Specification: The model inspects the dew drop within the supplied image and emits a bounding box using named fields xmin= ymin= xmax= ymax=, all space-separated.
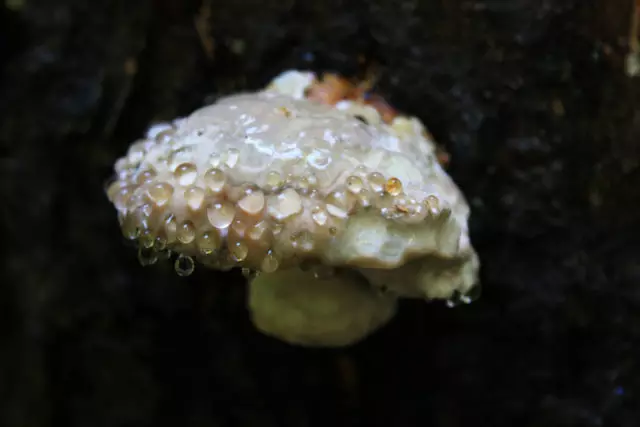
xmin=261 ymin=250 xmax=279 ymax=273
xmin=402 ymin=200 xmax=428 ymax=223
xmin=147 ymin=183 xmax=174 ymax=206
xmin=196 ymin=230 xmax=221 ymax=254
xmin=106 ymin=179 xmax=125 ymax=202
xmin=204 ymin=168 xmax=226 ymax=193
xmin=445 ymin=285 xmax=480 ymax=307
xmin=267 ymin=188 xmax=303 ymax=221
xmin=385 ymin=177 xmax=403 ymax=196
xmin=247 ymin=220 xmax=270 ymax=241
xmin=128 ymin=188 xmax=147 ymax=207
xmin=209 ymin=152 xmax=222 ymax=168
xmin=138 ymin=246 xmax=158 ymax=266
xmin=154 ymin=128 xmax=175 ymax=144
xmin=174 ymin=163 xmax=198 ymax=186
xmin=136 ymin=169 xmax=156 ymax=186
xmin=184 ymin=186 xmax=205 ymax=210
xmin=155 ymin=236 xmax=168 ymax=251
xmin=463 ymin=283 xmax=482 ymax=303
xmin=367 ymin=172 xmax=385 ymax=193
xmin=265 ymin=171 xmax=283 ymax=190
xmin=346 ymin=175 xmax=364 ymax=194
xmin=325 ymin=191 xmax=351 ymax=218
xmin=139 ymin=230 xmax=155 ymax=249
xmin=177 ymin=221 xmax=196 ymax=244
xmin=207 ymin=201 xmax=236 ymax=229
xmin=127 ymin=147 xmax=145 ymax=165
xmin=231 ymin=218 xmax=249 ymax=237
xmin=311 ymin=206 xmax=329 ymax=226
xmin=425 ymin=195 xmax=441 ymax=214
xmin=113 ymin=186 xmax=134 ymax=211
xmin=231 ymin=241 xmax=249 ymax=262
xmin=165 ymin=214 xmax=178 ymax=243
xmin=238 ymin=191 xmax=265 ymax=215
xmin=225 ymin=148 xmax=240 ymax=168
xmin=121 ymin=214 xmax=140 ymax=240
xmin=175 ymin=254 xmax=195 ymax=276
xmin=168 ymin=147 xmax=192 ymax=170
xmin=446 ymin=291 xmax=464 ymax=308
xmin=306 ymin=149 xmax=331 ymax=169
xmin=115 ymin=157 xmax=130 ymax=173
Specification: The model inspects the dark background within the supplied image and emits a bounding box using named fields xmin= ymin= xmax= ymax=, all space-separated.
xmin=1 ymin=0 xmax=639 ymax=426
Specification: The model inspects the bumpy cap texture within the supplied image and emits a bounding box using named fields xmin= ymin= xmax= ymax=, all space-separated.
xmin=107 ymin=70 xmax=479 ymax=346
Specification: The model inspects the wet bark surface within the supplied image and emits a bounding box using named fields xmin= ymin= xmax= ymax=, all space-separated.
xmin=1 ymin=0 xmax=639 ymax=426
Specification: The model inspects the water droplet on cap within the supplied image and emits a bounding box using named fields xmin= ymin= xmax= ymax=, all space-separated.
xmin=174 ymin=163 xmax=198 ymax=186
xmin=207 ymin=201 xmax=235 ymax=229
xmin=138 ymin=247 xmax=158 ymax=266
xmin=385 ymin=177 xmax=403 ymax=196
xmin=147 ymin=183 xmax=174 ymax=206
xmin=346 ymin=175 xmax=364 ymax=194
xmin=231 ymin=241 xmax=249 ymax=262
xmin=204 ymin=168 xmax=226 ymax=193
xmin=261 ymin=250 xmax=279 ymax=273
xmin=175 ymin=254 xmax=195 ymax=276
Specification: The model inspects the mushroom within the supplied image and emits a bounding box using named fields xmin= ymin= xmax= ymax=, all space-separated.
xmin=106 ymin=70 xmax=479 ymax=347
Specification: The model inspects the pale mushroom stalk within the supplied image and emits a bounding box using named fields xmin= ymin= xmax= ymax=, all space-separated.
xmin=249 ymin=268 xmax=397 ymax=347
xmin=106 ymin=70 xmax=480 ymax=347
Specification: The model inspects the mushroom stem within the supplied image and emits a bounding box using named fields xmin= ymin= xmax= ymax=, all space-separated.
xmin=248 ymin=268 xmax=397 ymax=347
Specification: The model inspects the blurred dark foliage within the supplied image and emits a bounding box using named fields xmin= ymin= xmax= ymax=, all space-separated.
xmin=1 ymin=0 xmax=639 ymax=426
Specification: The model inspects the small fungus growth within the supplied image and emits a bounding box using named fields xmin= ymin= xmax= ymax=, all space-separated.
xmin=106 ymin=70 xmax=479 ymax=347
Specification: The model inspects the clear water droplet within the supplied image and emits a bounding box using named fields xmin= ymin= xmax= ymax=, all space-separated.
xmin=204 ymin=168 xmax=226 ymax=193
xmin=346 ymin=175 xmax=364 ymax=194
xmin=184 ymin=186 xmax=205 ymax=210
xmin=261 ymin=250 xmax=279 ymax=273
xmin=138 ymin=247 xmax=158 ymax=266
xmin=231 ymin=241 xmax=248 ymax=262
xmin=174 ymin=163 xmax=198 ymax=186
xmin=445 ymin=286 xmax=480 ymax=308
xmin=196 ymin=230 xmax=221 ymax=254
xmin=311 ymin=206 xmax=328 ymax=226
xmin=147 ymin=183 xmax=174 ymax=206
xmin=174 ymin=254 xmax=195 ymax=276
xmin=367 ymin=172 xmax=385 ymax=193
xmin=177 ymin=221 xmax=196 ymax=244
xmin=207 ymin=201 xmax=236 ymax=229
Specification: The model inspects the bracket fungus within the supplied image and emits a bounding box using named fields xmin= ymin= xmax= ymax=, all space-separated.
xmin=106 ymin=70 xmax=480 ymax=347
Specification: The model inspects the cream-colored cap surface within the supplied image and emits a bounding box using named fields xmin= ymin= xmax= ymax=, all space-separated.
xmin=107 ymin=70 xmax=479 ymax=346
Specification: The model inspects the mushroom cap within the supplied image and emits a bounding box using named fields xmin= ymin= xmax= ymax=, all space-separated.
xmin=107 ymin=70 xmax=478 ymax=303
